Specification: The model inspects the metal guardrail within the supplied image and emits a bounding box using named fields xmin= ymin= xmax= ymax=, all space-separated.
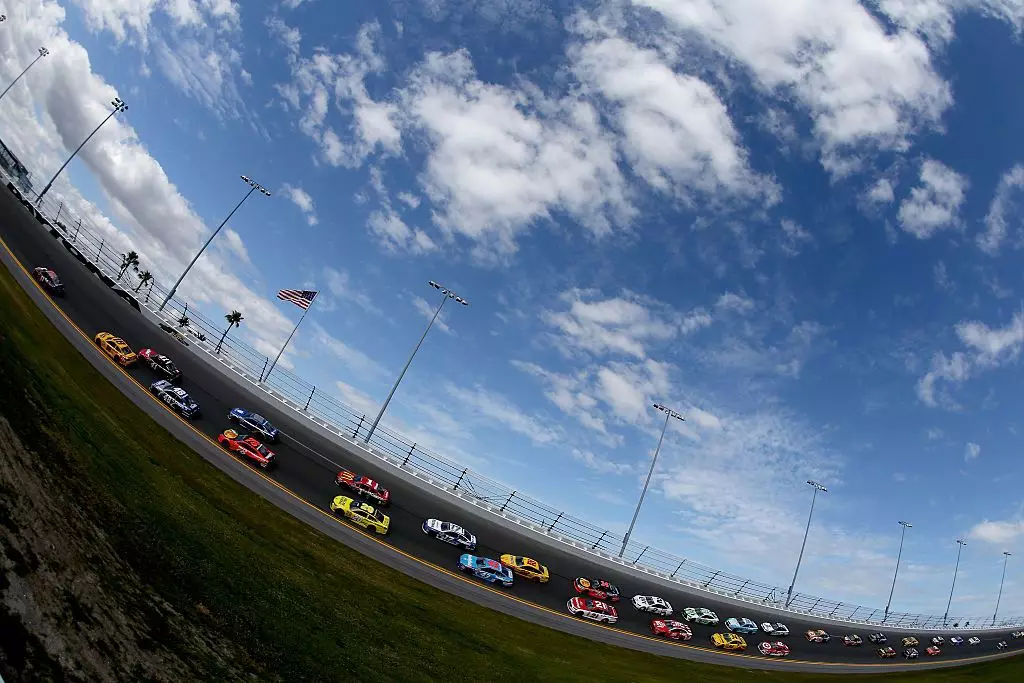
xmin=9 ymin=177 xmax=1023 ymax=633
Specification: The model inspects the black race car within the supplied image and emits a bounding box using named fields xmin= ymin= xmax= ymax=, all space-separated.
xmin=869 ymin=632 xmax=887 ymax=644
xmin=150 ymin=380 xmax=200 ymax=418
xmin=158 ymin=323 xmax=189 ymax=346
xmin=33 ymin=267 xmax=64 ymax=296
xmin=139 ymin=348 xmax=182 ymax=382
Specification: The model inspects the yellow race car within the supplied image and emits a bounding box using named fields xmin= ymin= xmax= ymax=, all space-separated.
xmin=94 ymin=331 xmax=138 ymax=366
xmin=711 ymin=632 xmax=747 ymax=651
xmin=329 ymin=496 xmax=390 ymax=535
xmin=499 ymin=554 xmax=550 ymax=583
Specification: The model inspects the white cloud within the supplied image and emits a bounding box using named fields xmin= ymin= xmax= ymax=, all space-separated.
xmin=635 ymin=0 xmax=952 ymax=174
xmin=897 ymin=159 xmax=968 ymax=238
xmin=217 ymin=227 xmax=251 ymax=266
xmin=964 ymin=442 xmax=981 ymax=462
xmin=266 ymin=15 xmax=301 ymax=59
xmin=917 ymin=311 xmax=1024 ymax=408
xmin=933 ymin=260 xmax=952 ymax=291
xmin=978 ymin=164 xmax=1024 ymax=255
xmin=571 ymin=448 xmax=633 ymax=475
xmin=281 ymin=183 xmax=318 ymax=226
xmin=310 ymin=321 xmax=385 ymax=377
xmin=321 ymin=267 xmax=379 ymax=315
xmin=715 ymin=292 xmax=754 ymax=314
xmin=569 ymin=21 xmax=779 ymax=206
xmin=866 ymin=177 xmax=896 ymax=204
xmin=335 ymin=380 xmax=379 ymax=418
xmin=780 ymin=219 xmax=813 ymax=255
xmin=411 ymin=295 xmax=452 ymax=335
xmin=926 ymin=427 xmax=944 ymax=440
xmin=970 ymin=519 xmax=1024 ymax=545
xmin=511 ymin=360 xmax=614 ymax=438
xmin=445 ymin=383 xmax=561 ymax=446
xmin=368 ymin=207 xmax=436 ymax=254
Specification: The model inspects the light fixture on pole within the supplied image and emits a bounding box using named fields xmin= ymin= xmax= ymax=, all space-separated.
xmin=884 ymin=520 xmax=913 ymax=621
xmin=785 ymin=480 xmax=827 ymax=607
xmin=363 ymin=280 xmax=468 ymax=444
xmin=35 ymin=95 xmax=125 ymax=205
xmin=0 ymin=47 xmax=49 ymax=104
xmin=158 ymin=175 xmax=270 ymax=311
xmin=943 ymin=539 xmax=967 ymax=626
xmin=0 ymin=15 xmax=7 ymax=23
xmin=993 ymin=551 xmax=1013 ymax=626
xmin=618 ymin=403 xmax=685 ymax=558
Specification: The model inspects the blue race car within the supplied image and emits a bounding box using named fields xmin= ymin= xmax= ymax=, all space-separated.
xmin=458 ymin=554 xmax=514 ymax=586
xmin=725 ymin=617 xmax=760 ymax=634
xmin=228 ymin=408 xmax=279 ymax=442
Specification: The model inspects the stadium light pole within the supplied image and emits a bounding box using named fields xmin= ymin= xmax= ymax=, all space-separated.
xmin=36 ymin=96 xmax=125 ymax=205
xmin=363 ymin=280 xmax=468 ymax=445
xmin=0 ymin=47 xmax=48 ymax=105
xmin=993 ymin=551 xmax=1013 ymax=626
xmin=785 ymin=480 xmax=827 ymax=608
xmin=943 ymin=539 xmax=967 ymax=626
xmin=618 ymin=403 xmax=685 ymax=558
xmin=884 ymin=520 xmax=913 ymax=621
xmin=158 ymin=175 xmax=270 ymax=311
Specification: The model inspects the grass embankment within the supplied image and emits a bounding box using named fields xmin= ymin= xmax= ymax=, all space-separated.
xmin=0 ymin=262 xmax=1021 ymax=682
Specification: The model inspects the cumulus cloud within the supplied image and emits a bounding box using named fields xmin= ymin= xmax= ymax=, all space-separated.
xmin=964 ymin=441 xmax=981 ymax=462
xmin=897 ymin=159 xmax=968 ymax=238
xmin=281 ymin=183 xmax=318 ymax=225
xmin=977 ymin=164 xmax=1024 ymax=255
xmin=970 ymin=519 xmax=1024 ymax=545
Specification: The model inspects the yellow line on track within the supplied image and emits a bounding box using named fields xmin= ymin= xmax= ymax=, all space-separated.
xmin=1 ymin=230 xmax=1015 ymax=670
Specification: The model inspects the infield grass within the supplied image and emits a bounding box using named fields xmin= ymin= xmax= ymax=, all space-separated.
xmin=0 ymin=252 xmax=1021 ymax=682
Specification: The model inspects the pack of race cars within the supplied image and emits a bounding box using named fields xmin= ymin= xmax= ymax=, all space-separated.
xmin=86 ymin=326 xmax=1022 ymax=663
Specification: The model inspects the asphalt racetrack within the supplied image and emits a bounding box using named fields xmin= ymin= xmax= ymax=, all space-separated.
xmin=1 ymin=186 xmax=1021 ymax=674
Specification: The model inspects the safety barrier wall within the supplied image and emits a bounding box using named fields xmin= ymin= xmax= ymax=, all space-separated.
xmin=8 ymin=177 xmax=1023 ymax=633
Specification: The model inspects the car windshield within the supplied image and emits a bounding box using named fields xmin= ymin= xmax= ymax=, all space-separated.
xmin=256 ymin=445 xmax=272 ymax=457
xmin=250 ymin=414 xmax=267 ymax=424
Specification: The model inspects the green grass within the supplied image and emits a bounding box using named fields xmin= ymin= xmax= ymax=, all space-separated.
xmin=0 ymin=260 xmax=1021 ymax=682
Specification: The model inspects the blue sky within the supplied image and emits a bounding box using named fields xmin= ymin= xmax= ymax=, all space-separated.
xmin=3 ymin=0 xmax=1024 ymax=619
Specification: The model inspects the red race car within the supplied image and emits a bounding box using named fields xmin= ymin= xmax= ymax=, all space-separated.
xmin=33 ymin=267 xmax=64 ymax=295
xmin=573 ymin=577 xmax=621 ymax=602
xmin=925 ymin=646 xmax=942 ymax=656
xmin=758 ymin=641 xmax=790 ymax=657
xmin=217 ymin=429 xmax=276 ymax=469
xmin=650 ymin=619 xmax=692 ymax=641
xmin=335 ymin=469 xmax=390 ymax=506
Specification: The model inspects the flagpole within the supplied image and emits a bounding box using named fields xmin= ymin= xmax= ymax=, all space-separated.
xmin=262 ymin=299 xmax=314 ymax=384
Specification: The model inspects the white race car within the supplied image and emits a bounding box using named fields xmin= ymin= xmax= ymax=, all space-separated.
xmin=682 ymin=607 xmax=719 ymax=625
xmin=968 ymin=637 xmax=981 ymax=646
xmin=949 ymin=636 xmax=964 ymax=646
xmin=631 ymin=595 xmax=673 ymax=616
xmin=761 ymin=622 xmax=789 ymax=636
xmin=421 ymin=518 xmax=477 ymax=550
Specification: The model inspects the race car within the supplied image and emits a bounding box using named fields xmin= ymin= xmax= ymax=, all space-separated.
xmin=1013 ymin=631 xmax=1024 ymax=638
xmin=567 ymin=597 xmax=618 ymax=624
xmin=925 ymin=645 xmax=941 ymax=656
xmin=94 ymin=332 xmax=138 ymax=366
xmin=805 ymin=629 xmax=831 ymax=643
xmin=335 ymin=469 xmax=390 ymax=506
xmin=500 ymin=554 xmax=549 ymax=583
xmin=138 ymin=348 xmax=182 ymax=382
xmin=949 ymin=636 xmax=964 ymax=646
xmin=869 ymin=632 xmax=887 ymax=644
xmin=631 ymin=595 xmax=672 ymax=616
xmin=458 ymin=555 xmax=513 ymax=586
xmin=150 ymin=380 xmax=200 ymax=417
xmin=158 ymin=322 xmax=189 ymax=346
xmin=573 ymin=577 xmax=620 ymax=602
xmin=650 ymin=619 xmax=691 ymax=641
xmin=901 ymin=636 xmax=919 ymax=647
xmin=726 ymin=617 xmax=759 ymax=635
xmin=421 ymin=518 xmax=477 ymax=550
xmin=903 ymin=648 xmax=919 ymax=659
xmin=758 ymin=641 xmax=790 ymax=657
xmin=996 ymin=640 xmax=1009 ymax=650
xmin=329 ymin=496 xmax=390 ymax=535
xmin=877 ymin=646 xmax=897 ymax=658
xmin=682 ymin=607 xmax=719 ymax=625
xmin=711 ymin=633 xmax=747 ymax=651
xmin=761 ymin=622 xmax=789 ymax=636
xmin=33 ymin=267 xmax=64 ymax=295
xmin=968 ymin=637 xmax=981 ymax=646
xmin=228 ymin=408 xmax=279 ymax=442
xmin=844 ymin=634 xmax=863 ymax=647
xmin=931 ymin=636 xmax=945 ymax=646
xmin=217 ymin=429 xmax=275 ymax=469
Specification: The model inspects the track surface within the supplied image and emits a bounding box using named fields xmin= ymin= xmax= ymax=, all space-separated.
xmin=1 ymin=187 xmax=1021 ymax=674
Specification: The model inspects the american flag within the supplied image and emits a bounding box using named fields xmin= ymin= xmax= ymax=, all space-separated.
xmin=277 ymin=289 xmax=318 ymax=310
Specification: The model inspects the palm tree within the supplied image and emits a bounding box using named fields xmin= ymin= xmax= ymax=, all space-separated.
xmin=117 ymin=251 xmax=139 ymax=281
xmin=133 ymin=270 xmax=153 ymax=293
xmin=215 ymin=310 xmax=243 ymax=354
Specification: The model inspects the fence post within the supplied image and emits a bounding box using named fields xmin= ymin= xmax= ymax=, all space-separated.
xmin=303 ymin=386 xmax=315 ymax=411
xmin=546 ymin=512 xmax=564 ymax=532
xmin=830 ymin=603 xmax=843 ymax=617
xmin=452 ymin=468 xmax=467 ymax=491
xmin=632 ymin=546 xmax=649 ymax=565
xmin=145 ymin=282 xmax=153 ymax=304
xmin=352 ymin=415 xmax=365 ymax=439
xmin=401 ymin=443 xmax=416 ymax=467
xmin=97 ymin=238 xmax=105 ymax=261
xmin=849 ymin=607 xmax=860 ymax=621
xmin=590 ymin=530 xmax=609 ymax=550
xmin=55 ymin=201 xmax=62 ymax=224
xmin=500 ymin=491 xmax=516 ymax=512
xmin=731 ymin=579 xmax=749 ymax=597
xmin=866 ymin=609 xmax=879 ymax=622
xmin=73 ymin=218 xmax=81 ymax=242
xmin=258 ymin=357 xmax=269 ymax=382
xmin=701 ymin=571 xmax=721 ymax=589
xmin=670 ymin=559 xmax=686 ymax=578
